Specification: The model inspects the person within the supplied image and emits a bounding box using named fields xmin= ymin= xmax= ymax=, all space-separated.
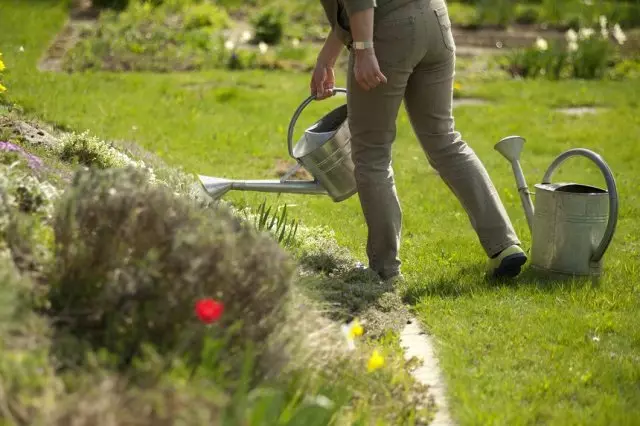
xmin=311 ymin=0 xmax=527 ymax=281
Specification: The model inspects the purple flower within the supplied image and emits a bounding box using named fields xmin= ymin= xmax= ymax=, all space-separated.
xmin=0 ymin=141 xmax=43 ymax=170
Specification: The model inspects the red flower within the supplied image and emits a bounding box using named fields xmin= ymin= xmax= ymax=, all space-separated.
xmin=195 ymin=298 xmax=224 ymax=324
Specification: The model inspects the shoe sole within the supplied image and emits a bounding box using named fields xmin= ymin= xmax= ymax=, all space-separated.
xmin=492 ymin=253 xmax=527 ymax=278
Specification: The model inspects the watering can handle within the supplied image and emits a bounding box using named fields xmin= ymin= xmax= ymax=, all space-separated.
xmin=286 ymin=88 xmax=348 ymax=159
xmin=541 ymin=148 xmax=619 ymax=264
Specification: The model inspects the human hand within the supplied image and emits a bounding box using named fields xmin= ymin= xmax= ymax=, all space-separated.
xmin=310 ymin=61 xmax=336 ymax=101
xmin=353 ymin=48 xmax=387 ymax=91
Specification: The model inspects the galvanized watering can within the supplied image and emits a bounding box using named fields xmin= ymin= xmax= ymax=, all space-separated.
xmin=495 ymin=136 xmax=619 ymax=277
xmin=199 ymin=88 xmax=357 ymax=203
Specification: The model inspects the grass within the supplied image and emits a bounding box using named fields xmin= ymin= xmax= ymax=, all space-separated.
xmin=1 ymin=0 xmax=640 ymax=425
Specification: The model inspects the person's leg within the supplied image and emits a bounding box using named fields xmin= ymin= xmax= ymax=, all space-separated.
xmin=346 ymin=8 xmax=419 ymax=280
xmin=403 ymin=0 xmax=525 ymax=275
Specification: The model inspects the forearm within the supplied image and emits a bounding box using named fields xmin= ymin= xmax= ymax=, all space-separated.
xmin=347 ymin=8 xmax=374 ymax=44
xmin=317 ymin=29 xmax=344 ymax=67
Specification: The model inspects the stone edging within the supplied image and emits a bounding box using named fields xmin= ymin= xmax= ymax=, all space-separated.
xmin=400 ymin=316 xmax=455 ymax=426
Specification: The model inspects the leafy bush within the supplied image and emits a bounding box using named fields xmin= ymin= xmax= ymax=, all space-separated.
xmin=46 ymin=166 xmax=295 ymax=378
xmin=183 ymin=2 xmax=231 ymax=30
xmin=502 ymin=16 xmax=629 ymax=80
xmin=92 ymin=0 xmax=130 ymax=10
xmin=514 ymin=4 xmax=540 ymax=25
xmin=0 ymin=253 xmax=62 ymax=426
xmin=474 ymin=0 xmax=515 ymax=28
xmin=250 ymin=5 xmax=286 ymax=45
xmin=63 ymin=2 xmax=230 ymax=72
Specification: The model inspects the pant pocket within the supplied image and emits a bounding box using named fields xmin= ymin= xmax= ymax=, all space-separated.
xmin=433 ymin=4 xmax=456 ymax=52
xmin=373 ymin=16 xmax=416 ymax=67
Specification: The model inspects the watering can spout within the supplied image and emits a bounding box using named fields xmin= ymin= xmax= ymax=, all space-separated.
xmin=198 ymin=174 xmax=328 ymax=200
xmin=494 ymin=136 xmax=535 ymax=232
xmin=199 ymin=175 xmax=233 ymax=200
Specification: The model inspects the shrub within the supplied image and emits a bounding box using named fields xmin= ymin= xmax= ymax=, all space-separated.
xmin=502 ymin=16 xmax=628 ymax=81
xmin=474 ymin=0 xmax=515 ymax=28
xmin=62 ymin=2 xmax=230 ymax=73
xmin=514 ymin=5 xmax=540 ymax=25
xmin=183 ymin=2 xmax=231 ymax=30
xmin=46 ymin=167 xmax=295 ymax=379
xmin=57 ymin=131 xmax=130 ymax=169
xmin=251 ymin=6 xmax=286 ymax=45
xmin=0 ymin=253 xmax=62 ymax=426
xmin=92 ymin=0 xmax=130 ymax=10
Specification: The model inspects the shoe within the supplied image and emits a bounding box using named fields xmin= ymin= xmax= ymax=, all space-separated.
xmin=487 ymin=245 xmax=527 ymax=278
xmin=380 ymin=271 xmax=405 ymax=286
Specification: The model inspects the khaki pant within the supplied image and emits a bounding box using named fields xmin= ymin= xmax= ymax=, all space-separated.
xmin=346 ymin=0 xmax=520 ymax=279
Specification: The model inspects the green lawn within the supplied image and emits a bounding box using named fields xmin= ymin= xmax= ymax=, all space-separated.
xmin=2 ymin=0 xmax=640 ymax=425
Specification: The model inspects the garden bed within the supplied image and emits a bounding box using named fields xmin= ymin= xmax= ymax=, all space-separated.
xmin=0 ymin=100 xmax=436 ymax=425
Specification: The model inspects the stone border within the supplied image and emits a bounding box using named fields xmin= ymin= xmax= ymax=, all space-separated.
xmin=400 ymin=316 xmax=455 ymax=426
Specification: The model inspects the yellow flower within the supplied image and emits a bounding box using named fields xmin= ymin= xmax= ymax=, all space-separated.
xmin=0 ymin=60 xmax=5 ymax=72
xmin=349 ymin=319 xmax=363 ymax=339
xmin=367 ymin=349 xmax=385 ymax=373
xmin=341 ymin=318 xmax=364 ymax=350
xmin=0 ymin=83 xmax=6 ymax=94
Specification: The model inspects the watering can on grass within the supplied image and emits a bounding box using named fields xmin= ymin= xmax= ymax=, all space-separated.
xmin=198 ymin=88 xmax=358 ymax=203
xmin=494 ymin=136 xmax=619 ymax=277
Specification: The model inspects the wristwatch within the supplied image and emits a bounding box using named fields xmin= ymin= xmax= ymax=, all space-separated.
xmin=352 ymin=41 xmax=374 ymax=50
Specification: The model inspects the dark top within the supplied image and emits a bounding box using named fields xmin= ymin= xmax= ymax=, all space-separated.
xmin=319 ymin=0 xmax=418 ymax=47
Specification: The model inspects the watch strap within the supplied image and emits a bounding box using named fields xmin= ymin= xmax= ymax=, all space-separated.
xmin=352 ymin=41 xmax=374 ymax=49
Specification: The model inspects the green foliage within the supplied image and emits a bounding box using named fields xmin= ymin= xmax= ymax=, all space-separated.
xmin=514 ymin=4 xmax=540 ymax=25
xmin=254 ymin=200 xmax=299 ymax=247
xmin=46 ymin=167 xmax=295 ymax=375
xmin=63 ymin=1 xmax=230 ymax=72
xmin=503 ymin=38 xmax=569 ymax=79
xmin=474 ymin=0 xmax=515 ymax=27
xmin=502 ymin=18 xmax=630 ymax=80
xmin=183 ymin=2 xmax=231 ymax=30
xmin=57 ymin=131 xmax=132 ymax=168
xmin=250 ymin=5 xmax=286 ymax=45
xmin=92 ymin=0 xmax=130 ymax=10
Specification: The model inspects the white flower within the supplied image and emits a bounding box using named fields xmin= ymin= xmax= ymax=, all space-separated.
xmin=241 ymin=30 xmax=252 ymax=43
xmin=568 ymin=41 xmax=579 ymax=52
xmin=535 ymin=37 xmax=548 ymax=51
xmin=258 ymin=42 xmax=268 ymax=54
xmin=613 ymin=23 xmax=627 ymax=45
xmin=224 ymin=40 xmax=235 ymax=51
xmin=565 ymin=28 xmax=578 ymax=43
xmin=579 ymin=28 xmax=595 ymax=40
xmin=601 ymin=27 xmax=609 ymax=39
xmin=592 ymin=336 xmax=600 ymax=342
xmin=292 ymin=38 xmax=300 ymax=47
xmin=18 ymin=46 xmax=24 ymax=53
xmin=599 ymin=15 xmax=608 ymax=30
xmin=307 ymin=395 xmax=334 ymax=409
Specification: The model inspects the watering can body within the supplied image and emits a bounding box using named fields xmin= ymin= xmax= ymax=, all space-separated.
xmin=531 ymin=182 xmax=612 ymax=276
xmin=495 ymin=137 xmax=618 ymax=277
xmin=288 ymin=94 xmax=357 ymax=202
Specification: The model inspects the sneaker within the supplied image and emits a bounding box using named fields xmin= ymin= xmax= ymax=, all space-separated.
xmin=487 ymin=245 xmax=527 ymax=278
xmin=384 ymin=273 xmax=405 ymax=286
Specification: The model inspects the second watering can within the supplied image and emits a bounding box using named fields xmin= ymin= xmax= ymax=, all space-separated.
xmin=495 ymin=136 xmax=619 ymax=277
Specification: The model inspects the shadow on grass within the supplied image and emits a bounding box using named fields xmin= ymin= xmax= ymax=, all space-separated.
xmin=402 ymin=263 xmax=598 ymax=305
